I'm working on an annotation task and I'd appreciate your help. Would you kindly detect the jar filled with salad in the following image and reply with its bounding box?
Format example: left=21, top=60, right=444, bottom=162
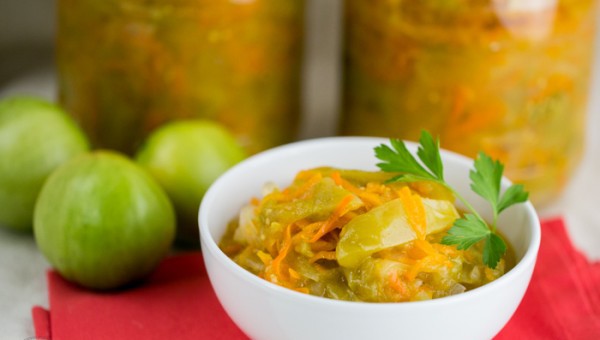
left=57, top=0, right=304, bottom=155
left=340, top=0, right=598, bottom=205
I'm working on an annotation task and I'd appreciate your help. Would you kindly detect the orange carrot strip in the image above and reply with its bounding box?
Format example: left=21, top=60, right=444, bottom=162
left=271, top=224, right=294, bottom=278
left=405, top=261, right=422, bottom=282
left=294, top=221, right=324, bottom=242
left=309, top=194, right=357, bottom=243
left=397, top=187, right=427, bottom=240
left=388, top=271, right=409, bottom=296
left=331, top=172, right=363, bottom=196
left=358, top=192, right=383, bottom=207
left=289, top=172, right=322, bottom=199
left=330, top=171, right=344, bottom=185
left=414, top=239, right=437, bottom=257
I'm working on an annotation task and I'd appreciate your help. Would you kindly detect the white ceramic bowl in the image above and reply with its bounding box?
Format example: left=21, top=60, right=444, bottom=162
left=199, top=137, right=540, bottom=340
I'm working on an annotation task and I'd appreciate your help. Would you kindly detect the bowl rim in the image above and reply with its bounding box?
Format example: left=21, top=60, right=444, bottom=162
left=199, top=136, right=541, bottom=310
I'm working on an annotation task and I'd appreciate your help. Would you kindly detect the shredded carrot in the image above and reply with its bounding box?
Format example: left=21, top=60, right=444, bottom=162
left=397, top=187, right=427, bottom=239
left=285, top=172, right=322, bottom=200
left=407, top=243, right=429, bottom=260
left=330, top=171, right=344, bottom=185
left=271, top=223, right=294, bottom=278
left=396, top=257, right=417, bottom=266
left=413, top=239, right=438, bottom=257
left=331, top=171, right=363, bottom=196
left=388, top=271, right=409, bottom=297
left=484, top=267, right=497, bottom=281
left=309, top=194, right=357, bottom=243
left=404, top=262, right=422, bottom=282
left=358, top=192, right=383, bottom=208
left=294, top=221, right=324, bottom=242
left=405, top=249, right=453, bottom=282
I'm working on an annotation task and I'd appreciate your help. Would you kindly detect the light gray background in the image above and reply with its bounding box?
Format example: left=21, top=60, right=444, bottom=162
left=0, top=1, right=598, bottom=338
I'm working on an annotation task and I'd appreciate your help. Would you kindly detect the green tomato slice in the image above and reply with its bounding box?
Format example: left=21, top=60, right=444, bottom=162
left=336, top=197, right=459, bottom=268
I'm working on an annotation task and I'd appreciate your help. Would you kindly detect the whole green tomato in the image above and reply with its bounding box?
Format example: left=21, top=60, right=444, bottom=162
left=136, top=120, right=246, bottom=245
left=0, top=96, right=89, bottom=231
left=34, top=151, right=175, bottom=290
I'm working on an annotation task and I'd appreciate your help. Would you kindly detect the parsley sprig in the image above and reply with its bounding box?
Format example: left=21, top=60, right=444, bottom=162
left=374, top=131, right=528, bottom=268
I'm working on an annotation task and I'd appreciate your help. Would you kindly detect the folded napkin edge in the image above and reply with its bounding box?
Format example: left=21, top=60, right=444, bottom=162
left=31, top=305, right=51, bottom=339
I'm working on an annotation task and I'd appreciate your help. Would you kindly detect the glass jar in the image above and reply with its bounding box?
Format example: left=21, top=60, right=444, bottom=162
left=341, top=0, right=598, bottom=205
left=57, top=0, right=304, bottom=155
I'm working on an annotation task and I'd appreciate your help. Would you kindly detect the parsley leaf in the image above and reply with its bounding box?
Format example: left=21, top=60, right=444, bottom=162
left=471, top=152, right=529, bottom=227
left=375, top=131, right=445, bottom=183
left=375, top=139, right=433, bottom=180
left=483, top=233, right=507, bottom=269
left=374, top=130, right=529, bottom=269
left=470, top=152, right=503, bottom=210
left=417, top=130, right=444, bottom=181
left=441, top=214, right=490, bottom=250
left=440, top=214, right=507, bottom=268
left=497, top=184, right=529, bottom=214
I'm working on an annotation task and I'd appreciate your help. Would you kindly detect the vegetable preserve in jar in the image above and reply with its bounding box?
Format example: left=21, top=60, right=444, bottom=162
left=57, top=0, right=304, bottom=155
left=340, top=0, right=598, bottom=205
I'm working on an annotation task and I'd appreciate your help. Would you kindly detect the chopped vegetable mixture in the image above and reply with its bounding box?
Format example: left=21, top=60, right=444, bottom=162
left=220, top=168, right=514, bottom=302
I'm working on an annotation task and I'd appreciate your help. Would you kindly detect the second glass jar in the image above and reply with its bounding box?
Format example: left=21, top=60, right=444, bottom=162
left=341, top=0, right=597, bottom=205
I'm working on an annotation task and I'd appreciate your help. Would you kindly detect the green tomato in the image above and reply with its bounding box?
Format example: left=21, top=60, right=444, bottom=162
left=336, top=197, right=459, bottom=268
left=34, top=151, right=176, bottom=290
left=136, top=120, right=246, bottom=245
left=0, top=96, right=89, bottom=231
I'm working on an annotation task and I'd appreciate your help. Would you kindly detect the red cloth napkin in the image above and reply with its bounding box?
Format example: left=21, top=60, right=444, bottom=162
left=32, top=218, right=600, bottom=339
left=32, top=253, right=248, bottom=340
left=495, top=218, right=600, bottom=339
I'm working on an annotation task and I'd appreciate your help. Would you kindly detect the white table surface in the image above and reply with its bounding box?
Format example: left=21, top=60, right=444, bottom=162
left=1, top=2, right=600, bottom=337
